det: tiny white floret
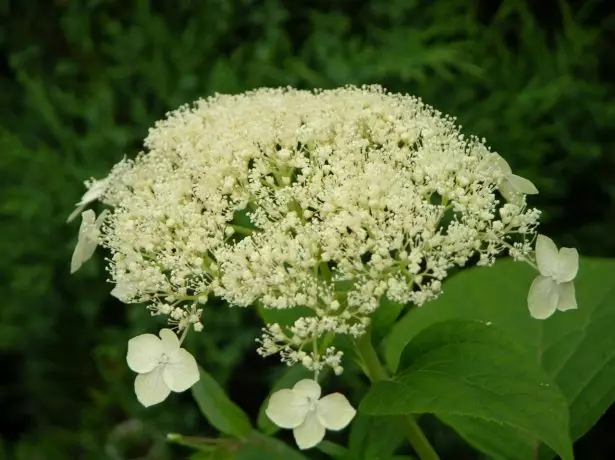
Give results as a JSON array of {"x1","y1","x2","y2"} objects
[
  {"x1": 265, "y1": 379, "x2": 356, "y2": 450},
  {"x1": 492, "y1": 153, "x2": 538, "y2": 203},
  {"x1": 70, "y1": 209, "x2": 108, "y2": 273},
  {"x1": 527, "y1": 234, "x2": 579, "y2": 319},
  {"x1": 126, "y1": 328, "x2": 199, "y2": 407},
  {"x1": 67, "y1": 178, "x2": 109, "y2": 222}
]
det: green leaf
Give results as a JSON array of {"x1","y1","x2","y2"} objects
[
  {"x1": 256, "y1": 365, "x2": 312, "y2": 435},
  {"x1": 364, "y1": 320, "x2": 573, "y2": 460},
  {"x1": 236, "y1": 432, "x2": 309, "y2": 460},
  {"x1": 180, "y1": 432, "x2": 309, "y2": 460},
  {"x1": 348, "y1": 412, "x2": 405, "y2": 460},
  {"x1": 189, "y1": 445, "x2": 236, "y2": 460},
  {"x1": 191, "y1": 367, "x2": 253, "y2": 439},
  {"x1": 316, "y1": 440, "x2": 355, "y2": 459},
  {"x1": 435, "y1": 415, "x2": 534, "y2": 460},
  {"x1": 385, "y1": 257, "x2": 615, "y2": 454},
  {"x1": 166, "y1": 433, "x2": 218, "y2": 452}
]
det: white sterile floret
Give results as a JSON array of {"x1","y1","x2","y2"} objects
[
  {"x1": 67, "y1": 177, "x2": 109, "y2": 222},
  {"x1": 70, "y1": 209, "x2": 109, "y2": 273},
  {"x1": 126, "y1": 329, "x2": 199, "y2": 407},
  {"x1": 527, "y1": 234, "x2": 579, "y2": 319},
  {"x1": 491, "y1": 153, "x2": 539, "y2": 204},
  {"x1": 266, "y1": 379, "x2": 356, "y2": 450}
]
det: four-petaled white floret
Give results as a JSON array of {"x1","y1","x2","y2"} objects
[
  {"x1": 126, "y1": 329, "x2": 199, "y2": 407},
  {"x1": 527, "y1": 234, "x2": 578, "y2": 319},
  {"x1": 266, "y1": 379, "x2": 356, "y2": 450}
]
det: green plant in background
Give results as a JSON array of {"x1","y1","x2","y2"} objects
[{"x1": 1, "y1": 0, "x2": 613, "y2": 458}]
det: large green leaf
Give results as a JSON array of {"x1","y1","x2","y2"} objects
[
  {"x1": 385, "y1": 258, "x2": 615, "y2": 454},
  {"x1": 348, "y1": 412, "x2": 405, "y2": 460},
  {"x1": 364, "y1": 320, "x2": 573, "y2": 460},
  {"x1": 191, "y1": 367, "x2": 253, "y2": 439},
  {"x1": 435, "y1": 415, "x2": 534, "y2": 460}
]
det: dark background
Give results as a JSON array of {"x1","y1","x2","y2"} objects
[{"x1": 1, "y1": 0, "x2": 614, "y2": 458}]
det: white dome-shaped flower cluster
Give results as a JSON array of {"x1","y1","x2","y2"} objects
[{"x1": 70, "y1": 85, "x2": 543, "y2": 374}]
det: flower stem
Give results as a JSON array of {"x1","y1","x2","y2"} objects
[{"x1": 354, "y1": 332, "x2": 440, "y2": 460}]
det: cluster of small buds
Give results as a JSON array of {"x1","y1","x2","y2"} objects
[
  {"x1": 257, "y1": 317, "x2": 352, "y2": 374},
  {"x1": 150, "y1": 302, "x2": 203, "y2": 332},
  {"x1": 69, "y1": 85, "x2": 544, "y2": 374}
]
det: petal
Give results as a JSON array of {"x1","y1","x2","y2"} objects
[
  {"x1": 66, "y1": 203, "x2": 86, "y2": 224},
  {"x1": 159, "y1": 329, "x2": 180, "y2": 353},
  {"x1": 527, "y1": 275, "x2": 559, "y2": 319},
  {"x1": 293, "y1": 379, "x2": 321, "y2": 400},
  {"x1": 266, "y1": 389, "x2": 310, "y2": 429},
  {"x1": 134, "y1": 367, "x2": 171, "y2": 407},
  {"x1": 127, "y1": 333, "x2": 163, "y2": 373},
  {"x1": 70, "y1": 236, "x2": 98, "y2": 273},
  {"x1": 556, "y1": 282, "x2": 577, "y2": 312},
  {"x1": 555, "y1": 247, "x2": 579, "y2": 283},
  {"x1": 67, "y1": 179, "x2": 109, "y2": 222},
  {"x1": 535, "y1": 234, "x2": 559, "y2": 278},
  {"x1": 81, "y1": 179, "x2": 108, "y2": 203},
  {"x1": 111, "y1": 283, "x2": 131, "y2": 301},
  {"x1": 508, "y1": 174, "x2": 538, "y2": 195},
  {"x1": 163, "y1": 348, "x2": 200, "y2": 392},
  {"x1": 80, "y1": 209, "x2": 96, "y2": 227},
  {"x1": 491, "y1": 153, "x2": 512, "y2": 175},
  {"x1": 70, "y1": 210, "x2": 99, "y2": 273},
  {"x1": 95, "y1": 208, "x2": 109, "y2": 227},
  {"x1": 498, "y1": 180, "x2": 514, "y2": 201},
  {"x1": 293, "y1": 411, "x2": 326, "y2": 450},
  {"x1": 316, "y1": 393, "x2": 356, "y2": 430},
  {"x1": 499, "y1": 179, "x2": 524, "y2": 205}
]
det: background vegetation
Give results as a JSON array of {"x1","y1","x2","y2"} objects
[{"x1": 1, "y1": 0, "x2": 614, "y2": 458}]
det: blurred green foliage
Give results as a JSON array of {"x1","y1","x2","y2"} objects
[{"x1": 1, "y1": 0, "x2": 613, "y2": 458}]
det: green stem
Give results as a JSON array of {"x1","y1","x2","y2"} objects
[
  {"x1": 355, "y1": 332, "x2": 441, "y2": 460},
  {"x1": 229, "y1": 224, "x2": 257, "y2": 235}
]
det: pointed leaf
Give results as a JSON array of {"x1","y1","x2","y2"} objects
[
  {"x1": 385, "y1": 258, "x2": 615, "y2": 457},
  {"x1": 348, "y1": 412, "x2": 405, "y2": 460},
  {"x1": 191, "y1": 367, "x2": 252, "y2": 439},
  {"x1": 367, "y1": 320, "x2": 573, "y2": 460}
]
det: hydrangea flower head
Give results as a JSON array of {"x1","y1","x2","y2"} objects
[
  {"x1": 527, "y1": 234, "x2": 578, "y2": 319},
  {"x1": 70, "y1": 86, "x2": 543, "y2": 373},
  {"x1": 266, "y1": 379, "x2": 356, "y2": 449},
  {"x1": 126, "y1": 329, "x2": 199, "y2": 407}
]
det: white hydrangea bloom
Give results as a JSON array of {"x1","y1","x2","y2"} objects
[
  {"x1": 527, "y1": 234, "x2": 578, "y2": 319},
  {"x1": 266, "y1": 379, "x2": 356, "y2": 450},
  {"x1": 71, "y1": 86, "x2": 543, "y2": 372},
  {"x1": 70, "y1": 209, "x2": 108, "y2": 273},
  {"x1": 126, "y1": 329, "x2": 199, "y2": 407},
  {"x1": 491, "y1": 153, "x2": 539, "y2": 204}
]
